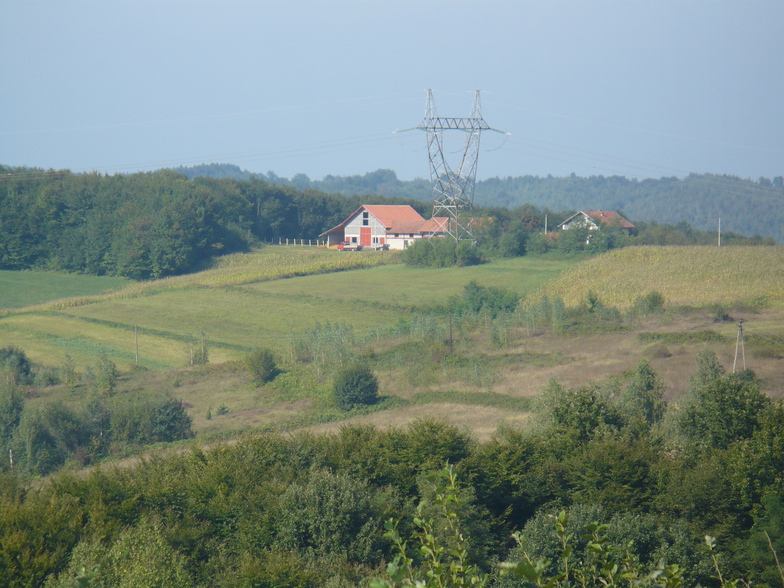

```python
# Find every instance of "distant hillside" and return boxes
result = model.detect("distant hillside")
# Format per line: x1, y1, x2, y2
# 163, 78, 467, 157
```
173, 165, 784, 242
474, 173, 784, 243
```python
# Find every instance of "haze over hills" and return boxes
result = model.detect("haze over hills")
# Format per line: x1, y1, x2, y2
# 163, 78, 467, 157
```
170, 163, 784, 242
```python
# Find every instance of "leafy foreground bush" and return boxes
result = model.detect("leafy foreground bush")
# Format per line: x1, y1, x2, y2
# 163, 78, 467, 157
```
333, 364, 379, 410
372, 465, 759, 588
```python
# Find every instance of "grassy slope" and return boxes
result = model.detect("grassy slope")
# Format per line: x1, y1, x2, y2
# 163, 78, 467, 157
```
0, 249, 577, 371
4, 245, 784, 444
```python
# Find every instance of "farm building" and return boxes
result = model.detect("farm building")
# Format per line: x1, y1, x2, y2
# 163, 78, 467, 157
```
556, 210, 635, 233
320, 205, 448, 250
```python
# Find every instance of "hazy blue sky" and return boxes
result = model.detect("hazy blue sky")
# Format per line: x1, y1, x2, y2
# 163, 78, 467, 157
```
2, 1, 782, 181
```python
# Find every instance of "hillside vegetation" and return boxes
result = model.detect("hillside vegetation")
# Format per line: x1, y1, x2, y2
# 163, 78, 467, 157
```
2, 245, 784, 586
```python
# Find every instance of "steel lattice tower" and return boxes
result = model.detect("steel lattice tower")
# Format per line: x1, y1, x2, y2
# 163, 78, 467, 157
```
417, 89, 498, 242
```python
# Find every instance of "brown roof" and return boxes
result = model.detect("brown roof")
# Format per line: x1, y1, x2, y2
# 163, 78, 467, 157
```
390, 220, 428, 233
557, 210, 634, 230
420, 217, 449, 233
363, 205, 425, 228
583, 210, 635, 229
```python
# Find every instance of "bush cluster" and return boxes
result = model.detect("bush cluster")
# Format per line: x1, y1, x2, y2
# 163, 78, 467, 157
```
401, 238, 484, 268
333, 364, 379, 410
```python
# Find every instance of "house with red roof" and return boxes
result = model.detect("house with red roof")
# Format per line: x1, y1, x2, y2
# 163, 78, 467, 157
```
319, 205, 448, 250
556, 210, 635, 233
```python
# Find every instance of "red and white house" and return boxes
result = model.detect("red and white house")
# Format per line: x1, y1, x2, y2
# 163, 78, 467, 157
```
320, 205, 448, 250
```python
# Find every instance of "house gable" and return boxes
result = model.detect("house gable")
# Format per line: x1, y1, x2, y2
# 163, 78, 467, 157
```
557, 210, 634, 232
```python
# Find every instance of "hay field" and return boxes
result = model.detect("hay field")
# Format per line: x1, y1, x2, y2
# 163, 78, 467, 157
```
531, 246, 784, 308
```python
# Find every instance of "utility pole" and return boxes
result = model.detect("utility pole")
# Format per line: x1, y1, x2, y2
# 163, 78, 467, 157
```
449, 314, 454, 354
718, 217, 721, 248
733, 319, 746, 373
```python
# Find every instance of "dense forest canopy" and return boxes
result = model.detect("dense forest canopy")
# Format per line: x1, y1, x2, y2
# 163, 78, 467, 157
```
0, 166, 427, 279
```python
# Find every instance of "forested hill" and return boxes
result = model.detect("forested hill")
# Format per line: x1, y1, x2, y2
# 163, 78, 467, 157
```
474, 173, 784, 243
174, 165, 783, 242
0, 166, 428, 280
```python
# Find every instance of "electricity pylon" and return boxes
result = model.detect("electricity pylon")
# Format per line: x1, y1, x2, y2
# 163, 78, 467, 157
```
416, 89, 502, 242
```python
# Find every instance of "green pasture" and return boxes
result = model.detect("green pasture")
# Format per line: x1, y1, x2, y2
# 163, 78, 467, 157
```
0, 252, 578, 371
0, 270, 128, 310
247, 255, 577, 309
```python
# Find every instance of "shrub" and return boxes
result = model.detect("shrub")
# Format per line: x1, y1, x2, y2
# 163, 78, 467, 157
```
275, 468, 389, 564
631, 290, 666, 316
537, 378, 625, 442
48, 518, 193, 588
454, 280, 519, 318
0, 347, 33, 386
401, 238, 484, 268
333, 364, 379, 410
246, 347, 278, 384
91, 350, 118, 397
11, 402, 89, 475
678, 352, 769, 450
109, 393, 194, 446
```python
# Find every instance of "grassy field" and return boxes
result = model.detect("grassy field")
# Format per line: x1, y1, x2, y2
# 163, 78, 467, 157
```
0, 248, 578, 370
0, 270, 128, 310
5, 245, 784, 448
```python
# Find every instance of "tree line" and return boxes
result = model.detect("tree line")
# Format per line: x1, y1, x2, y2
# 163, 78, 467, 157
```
187, 165, 783, 243
1, 165, 776, 281
0, 166, 428, 280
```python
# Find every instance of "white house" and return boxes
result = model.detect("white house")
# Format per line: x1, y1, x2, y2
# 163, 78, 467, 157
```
320, 205, 448, 250
556, 210, 635, 232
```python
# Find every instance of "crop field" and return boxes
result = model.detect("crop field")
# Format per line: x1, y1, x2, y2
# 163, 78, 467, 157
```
531, 245, 784, 308
0, 247, 577, 370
